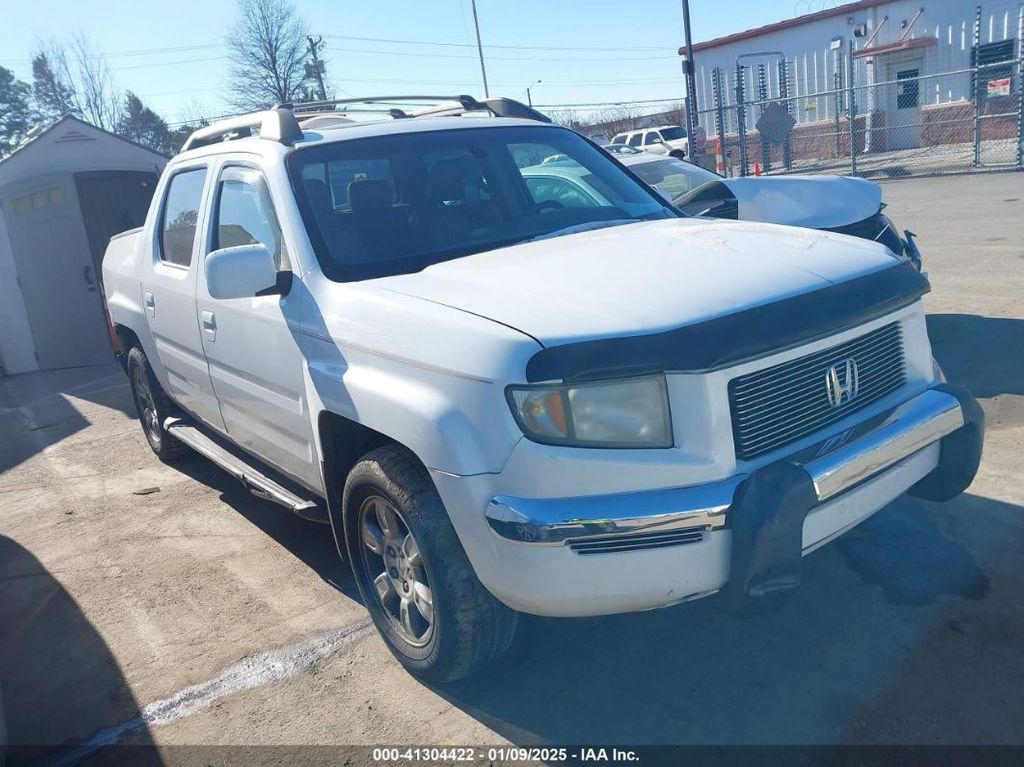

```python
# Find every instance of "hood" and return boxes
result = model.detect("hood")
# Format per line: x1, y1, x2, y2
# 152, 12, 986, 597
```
373, 218, 901, 346
723, 175, 882, 228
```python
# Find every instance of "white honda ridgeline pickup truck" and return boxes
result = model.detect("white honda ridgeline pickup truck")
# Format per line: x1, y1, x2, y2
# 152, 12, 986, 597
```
103, 96, 983, 682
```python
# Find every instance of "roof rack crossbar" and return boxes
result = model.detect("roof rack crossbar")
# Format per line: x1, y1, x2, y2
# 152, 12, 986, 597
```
181, 107, 303, 151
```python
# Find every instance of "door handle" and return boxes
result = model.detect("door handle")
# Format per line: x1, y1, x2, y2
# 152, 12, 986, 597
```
143, 291, 155, 317
200, 310, 217, 342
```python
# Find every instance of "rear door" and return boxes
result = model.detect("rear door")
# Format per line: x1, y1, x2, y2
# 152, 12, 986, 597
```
195, 160, 318, 490
141, 164, 225, 430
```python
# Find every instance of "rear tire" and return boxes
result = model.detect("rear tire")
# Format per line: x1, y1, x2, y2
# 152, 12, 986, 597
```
343, 444, 518, 682
126, 346, 188, 462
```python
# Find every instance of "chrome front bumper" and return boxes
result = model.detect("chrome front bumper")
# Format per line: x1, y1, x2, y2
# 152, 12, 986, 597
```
485, 387, 970, 546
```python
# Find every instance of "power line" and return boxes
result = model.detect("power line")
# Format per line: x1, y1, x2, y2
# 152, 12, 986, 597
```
4, 33, 675, 66
324, 33, 672, 52
535, 97, 684, 109
323, 46, 677, 63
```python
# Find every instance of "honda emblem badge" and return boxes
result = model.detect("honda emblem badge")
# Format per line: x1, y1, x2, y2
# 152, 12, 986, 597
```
825, 359, 860, 407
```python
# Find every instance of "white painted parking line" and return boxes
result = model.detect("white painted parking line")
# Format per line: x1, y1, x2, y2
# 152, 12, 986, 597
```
54, 619, 375, 765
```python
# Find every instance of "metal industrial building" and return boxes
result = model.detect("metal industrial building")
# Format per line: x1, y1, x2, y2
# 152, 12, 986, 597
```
690, 0, 1022, 157
0, 116, 166, 376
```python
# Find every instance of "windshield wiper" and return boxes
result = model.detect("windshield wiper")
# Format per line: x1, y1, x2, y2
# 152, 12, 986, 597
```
528, 218, 638, 243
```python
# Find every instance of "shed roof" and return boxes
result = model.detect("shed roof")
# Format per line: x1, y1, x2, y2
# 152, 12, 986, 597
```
0, 115, 167, 188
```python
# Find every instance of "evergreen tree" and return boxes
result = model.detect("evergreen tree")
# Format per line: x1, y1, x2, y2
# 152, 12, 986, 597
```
117, 91, 174, 155
0, 66, 33, 156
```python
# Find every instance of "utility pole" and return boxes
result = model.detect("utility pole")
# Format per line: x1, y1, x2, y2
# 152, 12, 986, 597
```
471, 0, 490, 97
679, 0, 700, 148
306, 35, 328, 101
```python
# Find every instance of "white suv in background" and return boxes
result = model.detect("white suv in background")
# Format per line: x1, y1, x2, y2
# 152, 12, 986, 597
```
610, 124, 707, 157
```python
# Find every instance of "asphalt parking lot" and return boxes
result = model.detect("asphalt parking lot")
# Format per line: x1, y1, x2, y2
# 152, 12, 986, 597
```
1, 172, 1022, 758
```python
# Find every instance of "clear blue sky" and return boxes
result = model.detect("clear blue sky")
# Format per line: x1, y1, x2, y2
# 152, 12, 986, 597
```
1, 0, 811, 124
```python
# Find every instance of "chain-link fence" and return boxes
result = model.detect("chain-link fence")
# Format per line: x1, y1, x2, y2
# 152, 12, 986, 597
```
695, 38, 1023, 179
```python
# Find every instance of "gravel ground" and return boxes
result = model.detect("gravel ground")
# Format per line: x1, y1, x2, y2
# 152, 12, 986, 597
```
0, 172, 1021, 760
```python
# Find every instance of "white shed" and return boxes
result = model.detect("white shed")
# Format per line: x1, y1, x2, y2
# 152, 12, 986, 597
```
0, 115, 167, 375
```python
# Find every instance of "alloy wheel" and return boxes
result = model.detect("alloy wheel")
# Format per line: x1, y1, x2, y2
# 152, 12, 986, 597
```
132, 363, 161, 446
358, 495, 434, 647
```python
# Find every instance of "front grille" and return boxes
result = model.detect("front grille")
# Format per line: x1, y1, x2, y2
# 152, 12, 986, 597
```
728, 322, 906, 460
567, 528, 704, 555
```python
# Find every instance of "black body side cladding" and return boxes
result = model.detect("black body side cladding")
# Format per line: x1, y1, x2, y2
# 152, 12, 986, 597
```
526, 264, 930, 383
720, 462, 818, 615
909, 383, 985, 502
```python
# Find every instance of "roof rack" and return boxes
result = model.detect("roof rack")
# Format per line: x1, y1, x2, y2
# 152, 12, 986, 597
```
181, 107, 303, 151
292, 95, 551, 123
181, 95, 550, 152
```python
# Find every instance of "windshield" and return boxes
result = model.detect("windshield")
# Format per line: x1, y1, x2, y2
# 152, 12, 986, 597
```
658, 127, 686, 141
628, 157, 721, 204
288, 125, 675, 281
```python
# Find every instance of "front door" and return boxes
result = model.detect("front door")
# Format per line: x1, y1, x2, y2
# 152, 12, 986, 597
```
3, 177, 111, 370
642, 130, 668, 155
196, 161, 318, 491
887, 61, 922, 150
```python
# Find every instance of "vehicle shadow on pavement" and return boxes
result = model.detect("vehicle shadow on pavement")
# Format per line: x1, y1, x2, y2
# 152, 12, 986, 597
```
927, 313, 1024, 399
431, 491, 1024, 744
0, 535, 156, 762
169, 455, 362, 603
0, 363, 133, 475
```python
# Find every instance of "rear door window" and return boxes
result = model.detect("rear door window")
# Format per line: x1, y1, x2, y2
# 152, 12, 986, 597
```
159, 168, 207, 267
627, 133, 643, 147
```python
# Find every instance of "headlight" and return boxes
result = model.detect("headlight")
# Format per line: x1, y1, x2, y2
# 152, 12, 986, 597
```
874, 214, 906, 258
506, 375, 673, 448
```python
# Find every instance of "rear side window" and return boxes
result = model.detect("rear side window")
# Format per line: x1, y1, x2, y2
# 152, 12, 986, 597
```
627, 133, 642, 147
160, 168, 207, 266
610, 135, 626, 145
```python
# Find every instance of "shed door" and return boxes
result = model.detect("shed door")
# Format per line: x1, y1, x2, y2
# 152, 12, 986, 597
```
4, 182, 112, 369
74, 170, 159, 279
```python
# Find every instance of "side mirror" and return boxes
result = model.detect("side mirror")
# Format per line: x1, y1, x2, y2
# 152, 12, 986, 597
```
205, 243, 285, 300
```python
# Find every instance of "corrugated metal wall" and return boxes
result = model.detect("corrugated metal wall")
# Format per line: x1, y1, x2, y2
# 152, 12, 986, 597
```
693, 0, 1022, 126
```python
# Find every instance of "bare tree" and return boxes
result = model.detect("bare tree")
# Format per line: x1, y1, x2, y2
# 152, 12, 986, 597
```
67, 32, 121, 130
594, 107, 646, 137
226, 0, 312, 110
547, 109, 589, 134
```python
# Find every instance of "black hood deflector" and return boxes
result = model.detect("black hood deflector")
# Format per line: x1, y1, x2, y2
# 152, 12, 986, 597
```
525, 263, 930, 383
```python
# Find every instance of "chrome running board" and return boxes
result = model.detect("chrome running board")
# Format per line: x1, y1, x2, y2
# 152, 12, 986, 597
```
164, 417, 328, 524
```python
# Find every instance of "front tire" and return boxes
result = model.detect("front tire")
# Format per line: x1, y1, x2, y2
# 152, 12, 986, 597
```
126, 346, 187, 462
343, 445, 518, 682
